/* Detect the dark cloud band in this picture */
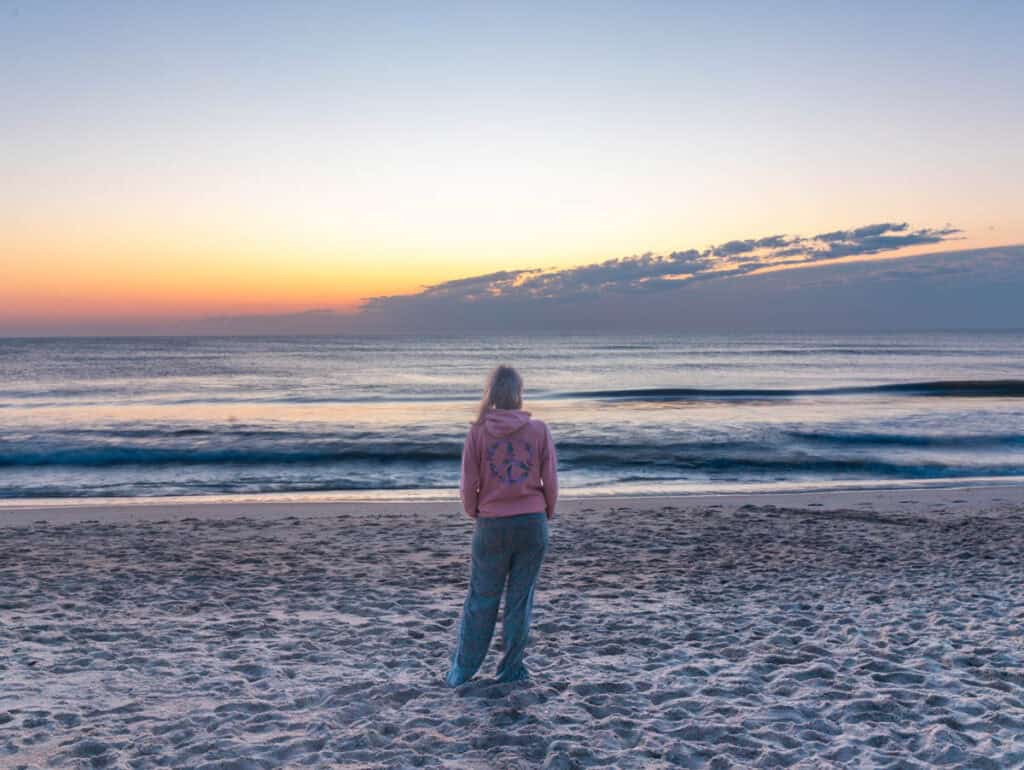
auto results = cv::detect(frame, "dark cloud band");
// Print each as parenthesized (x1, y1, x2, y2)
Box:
(363, 221, 961, 309)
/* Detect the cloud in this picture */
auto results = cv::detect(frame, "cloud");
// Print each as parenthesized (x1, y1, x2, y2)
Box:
(711, 235, 790, 256)
(171, 308, 358, 335)
(351, 243, 1021, 333)
(5, 227, 1017, 338)
(415, 269, 536, 300)
(362, 221, 962, 312)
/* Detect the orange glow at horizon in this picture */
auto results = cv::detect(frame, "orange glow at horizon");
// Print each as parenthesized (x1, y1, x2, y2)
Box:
(2, 225, 1019, 325)
(1, 239, 444, 321)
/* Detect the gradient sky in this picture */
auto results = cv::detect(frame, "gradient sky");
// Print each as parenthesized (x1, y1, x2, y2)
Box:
(2, 1, 1022, 333)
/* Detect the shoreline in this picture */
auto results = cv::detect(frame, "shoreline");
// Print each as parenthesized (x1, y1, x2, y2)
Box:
(2, 482, 1024, 526)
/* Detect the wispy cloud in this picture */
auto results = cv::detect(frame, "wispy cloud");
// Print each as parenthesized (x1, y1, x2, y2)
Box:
(363, 222, 960, 309)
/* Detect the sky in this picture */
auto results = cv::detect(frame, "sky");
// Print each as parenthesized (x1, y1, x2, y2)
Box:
(2, 1, 1022, 334)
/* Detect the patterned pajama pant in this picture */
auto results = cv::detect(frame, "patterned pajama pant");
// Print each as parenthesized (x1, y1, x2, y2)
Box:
(445, 512, 549, 686)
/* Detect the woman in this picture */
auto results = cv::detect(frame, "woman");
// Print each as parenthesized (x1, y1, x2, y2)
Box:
(445, 365, 558, 686)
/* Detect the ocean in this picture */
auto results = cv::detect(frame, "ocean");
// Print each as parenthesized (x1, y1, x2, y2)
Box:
(1, 332, 1023, 503)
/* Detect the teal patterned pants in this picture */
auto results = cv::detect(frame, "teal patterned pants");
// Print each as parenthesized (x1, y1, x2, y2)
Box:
(445, 512, 549, 686)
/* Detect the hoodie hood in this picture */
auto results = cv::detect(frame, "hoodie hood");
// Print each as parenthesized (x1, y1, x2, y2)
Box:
(483, 409, 532, 437)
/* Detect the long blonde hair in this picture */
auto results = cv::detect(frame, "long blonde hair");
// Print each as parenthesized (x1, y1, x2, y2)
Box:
(475, 365, 523, 424)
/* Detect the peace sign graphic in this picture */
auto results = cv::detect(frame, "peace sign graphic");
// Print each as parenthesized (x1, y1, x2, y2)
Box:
(487, 439, 534, 484)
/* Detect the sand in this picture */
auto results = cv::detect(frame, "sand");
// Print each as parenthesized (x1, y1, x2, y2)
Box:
(1, 486, 1023, 769)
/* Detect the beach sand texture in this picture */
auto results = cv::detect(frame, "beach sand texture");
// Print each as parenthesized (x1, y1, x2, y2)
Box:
(2, 489, 1023, 769)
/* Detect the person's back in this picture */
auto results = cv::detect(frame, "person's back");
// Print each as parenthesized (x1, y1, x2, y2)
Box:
(445, 365, 558, 687)
(461, 409, 558, 521)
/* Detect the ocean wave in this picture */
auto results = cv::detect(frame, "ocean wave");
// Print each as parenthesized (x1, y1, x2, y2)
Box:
(557, 380, 1024, 401)
(0, 479, 439, 499)
(785, 431, 1024, 448)
(7, 380, 1022, 409)
(0, 441, 463, 468)
(3, 433, 1022, 475)
(559, 453, 1020, 478)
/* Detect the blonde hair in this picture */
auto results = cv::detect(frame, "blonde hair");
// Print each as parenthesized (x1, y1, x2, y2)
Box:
(475, 365, 523, 424)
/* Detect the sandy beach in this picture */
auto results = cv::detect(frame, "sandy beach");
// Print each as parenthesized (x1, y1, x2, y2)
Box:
(2, 486, 1023, 769)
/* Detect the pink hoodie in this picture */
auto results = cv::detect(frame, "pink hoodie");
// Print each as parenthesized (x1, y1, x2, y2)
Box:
(460, 409, 558, 519)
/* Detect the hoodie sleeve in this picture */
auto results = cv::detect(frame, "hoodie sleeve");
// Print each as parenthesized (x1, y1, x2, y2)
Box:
(460, 427, 480, 518)
(540, 423, 559, 520)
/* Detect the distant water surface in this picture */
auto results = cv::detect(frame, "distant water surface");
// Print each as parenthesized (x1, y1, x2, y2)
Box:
(1, 332, 1023, 502)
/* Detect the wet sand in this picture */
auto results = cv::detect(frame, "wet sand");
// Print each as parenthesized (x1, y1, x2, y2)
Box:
(2, 487, 1023, 769)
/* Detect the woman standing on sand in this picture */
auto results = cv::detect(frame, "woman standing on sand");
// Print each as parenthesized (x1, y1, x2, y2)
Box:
(445, 365, 558, 686)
